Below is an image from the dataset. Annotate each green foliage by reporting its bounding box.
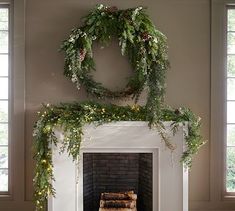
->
[33,101,205,210]
[227,147,235,192]
[33,4,207,210]
[60,4,169,121]
[228,9,235,31]
[0,8,8,22]
[0,109,7,122]
[227,55,235,76]
[227,126,235,192]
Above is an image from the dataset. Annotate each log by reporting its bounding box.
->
[99,208,137,211]
[100,200,136,208]
[100,192,137,201]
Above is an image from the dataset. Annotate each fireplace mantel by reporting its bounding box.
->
[48,121,188,211]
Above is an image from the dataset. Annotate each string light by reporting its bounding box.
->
[33,101,205,210]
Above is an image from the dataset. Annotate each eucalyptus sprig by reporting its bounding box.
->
[33,101,205,211]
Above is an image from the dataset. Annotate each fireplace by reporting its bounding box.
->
[48,122,188,211]
[83,153,152,211]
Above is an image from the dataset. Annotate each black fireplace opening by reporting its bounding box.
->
[83,153,153,211]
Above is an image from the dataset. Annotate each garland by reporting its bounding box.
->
[33,101,204,211]
[60,4,169,122]
[33,5,206,211]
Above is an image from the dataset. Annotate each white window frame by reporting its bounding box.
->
[225,4,235,197]
[0,0,26,204]
[0,0,12,197]
[211,0,235,201]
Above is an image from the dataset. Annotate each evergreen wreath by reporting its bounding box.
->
[61,4,169,122]
[33,4,206,211]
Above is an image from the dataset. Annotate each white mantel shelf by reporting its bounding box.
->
[48,121,188,211]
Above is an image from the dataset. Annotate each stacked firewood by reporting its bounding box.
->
[99,191,137,211]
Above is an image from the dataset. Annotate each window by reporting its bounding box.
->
[0,1,27,208]
[226,7,235,194]
[0,4,9,193]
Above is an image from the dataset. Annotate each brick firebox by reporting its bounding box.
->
[83,153,152,211]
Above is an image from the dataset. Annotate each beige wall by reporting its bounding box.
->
[25,0,211,209]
